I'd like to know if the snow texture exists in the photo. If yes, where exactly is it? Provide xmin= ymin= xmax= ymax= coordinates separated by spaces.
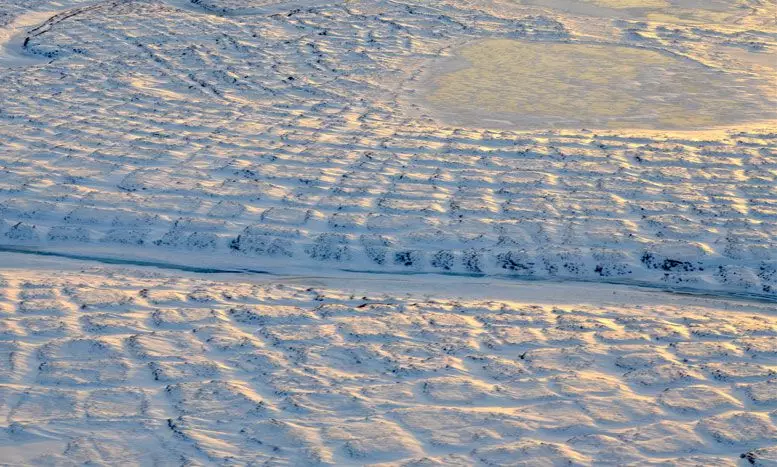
xmin=0 ymin=262 xmax=775 ymax=465
xmin=0 ymin=0 xmax=774 ymax=297
xmin=1 ymin=0 xmax=777 ymax=464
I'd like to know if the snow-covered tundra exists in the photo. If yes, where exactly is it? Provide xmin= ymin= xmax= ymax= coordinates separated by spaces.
xmin=0 ymin=0 xmax=776 ymax=464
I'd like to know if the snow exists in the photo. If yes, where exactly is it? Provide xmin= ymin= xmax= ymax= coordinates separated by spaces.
xmin=0 ymin=10 xmax=55 ymax=66
xmin=0 ymin=0 xmax=772 ymax=297
xmin=0 ymin=0 xmax=776 ymax=464
xmin=0 ymin=253 xmax=775 ymax=464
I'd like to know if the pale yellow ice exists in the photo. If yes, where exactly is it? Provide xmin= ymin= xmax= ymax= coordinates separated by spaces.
xmin=424 ymin=39 xmax=776 ymax=130
xmin=584 ymin=0 xmax=668 ymax=8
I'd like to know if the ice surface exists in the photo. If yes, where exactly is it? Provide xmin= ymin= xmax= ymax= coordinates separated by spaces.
xmin=418 ymin=39 xmax=776 ymax=130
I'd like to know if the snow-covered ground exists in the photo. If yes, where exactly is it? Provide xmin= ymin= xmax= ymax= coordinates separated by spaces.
xmin=0 ymin=253 xmax=776 ymax=465
xmin=0 ymin=0 xmax=774 ymax=296
xmin=1 ymin=0 xmax=776 ymax=464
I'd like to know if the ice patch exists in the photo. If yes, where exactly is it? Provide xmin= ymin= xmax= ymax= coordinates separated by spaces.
xmin=416 ymin=39 xmax=776 ymax=130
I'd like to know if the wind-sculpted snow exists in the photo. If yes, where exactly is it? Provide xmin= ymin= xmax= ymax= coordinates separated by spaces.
xmin=0 ymin=0 xmax=775 ymax=297
xmin=0 ymin=263 xmax=776 ymax=464
xmin=2 ymin=2 xmax=777 ymax=463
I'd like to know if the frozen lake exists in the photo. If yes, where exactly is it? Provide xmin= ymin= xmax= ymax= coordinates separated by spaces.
xmin=417 ymin=39 xmax=777 ymax=130
xmin=502 ymin=0 xmax=754 ymax=22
